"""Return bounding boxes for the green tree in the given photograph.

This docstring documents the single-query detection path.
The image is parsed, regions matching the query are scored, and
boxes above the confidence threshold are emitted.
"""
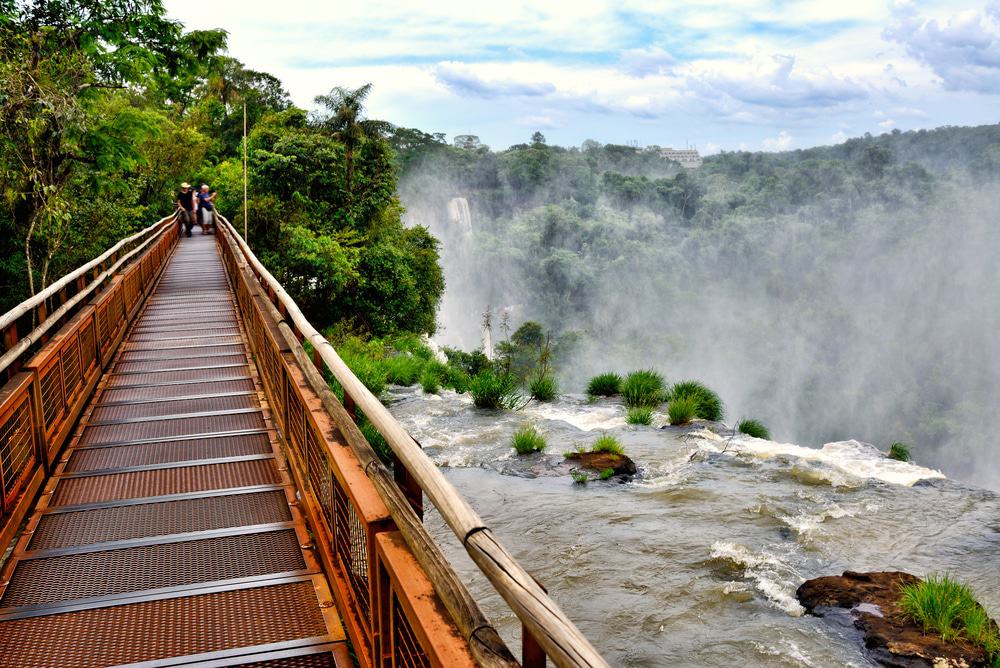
[314,83,393,202]
[0,0,225,302]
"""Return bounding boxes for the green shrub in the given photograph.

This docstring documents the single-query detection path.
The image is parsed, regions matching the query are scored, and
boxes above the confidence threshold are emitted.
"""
[571,471,589,484]
[529,375,557,401]
[889,442,911,462]
[669,380,725,421]
[421,371,440,394]
[621,370,665,407]
[900,574,1000,661]
[587,372,622,397]
[341,351,387,396]
[668,396,697,425]
[444,366,470,393]
[626,406,653,425]
[591,433,624,455]
[599,468,615,480]
[469,370,524,409]
[389,333,435,360]
[383,353,425,386]
[738,418,771,440]
[511,425,546,455]
[443,347,492,377]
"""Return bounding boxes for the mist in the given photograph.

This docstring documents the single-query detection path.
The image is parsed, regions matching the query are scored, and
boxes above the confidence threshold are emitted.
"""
[398,132,1000,490]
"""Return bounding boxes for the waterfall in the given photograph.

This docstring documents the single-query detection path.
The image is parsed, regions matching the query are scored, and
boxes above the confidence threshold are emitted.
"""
[446,197,473,234]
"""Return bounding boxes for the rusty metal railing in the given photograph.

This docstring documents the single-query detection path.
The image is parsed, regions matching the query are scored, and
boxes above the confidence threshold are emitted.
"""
[214,212,607,668]
[0,213,179,556]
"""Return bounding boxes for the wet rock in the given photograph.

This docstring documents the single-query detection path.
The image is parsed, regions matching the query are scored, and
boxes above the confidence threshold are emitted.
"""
[798,571,993,667]
[564,451,637,477]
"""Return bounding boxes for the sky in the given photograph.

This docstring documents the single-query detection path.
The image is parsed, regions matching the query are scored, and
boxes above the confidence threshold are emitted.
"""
[164,0,1000,153]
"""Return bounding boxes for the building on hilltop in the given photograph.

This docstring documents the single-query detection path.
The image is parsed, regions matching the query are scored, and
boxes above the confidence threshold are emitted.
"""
[453,134,481,150]
[658,147,703,168]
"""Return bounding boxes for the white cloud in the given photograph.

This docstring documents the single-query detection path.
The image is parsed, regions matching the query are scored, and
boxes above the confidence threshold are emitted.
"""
[879,118,896,128]
[884,1,1000,93]
[517,115,558,129]
[620,46,677,77]
[162,0,1000,150]
[761,131,794,151]
[831,130,849,143]
[433,62,556,98]
[690,53,867,110]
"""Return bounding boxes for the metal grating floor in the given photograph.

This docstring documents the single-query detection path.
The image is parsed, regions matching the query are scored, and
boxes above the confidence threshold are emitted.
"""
[28,489,292,550]
[0,234,346,666]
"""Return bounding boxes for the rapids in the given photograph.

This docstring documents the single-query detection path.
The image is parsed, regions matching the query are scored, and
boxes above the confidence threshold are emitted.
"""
[387,387,1000,667]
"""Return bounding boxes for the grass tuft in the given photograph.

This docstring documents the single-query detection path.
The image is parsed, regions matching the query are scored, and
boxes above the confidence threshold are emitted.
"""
[587,372,622,397]
[599,468,615,480]
[341,351,387,397]
[899,574,1000,662]
[529,375,557,402]
[669,380,725,421]
[622,370,665,407]
[591,433,625,455]
[571,471,589,484]
[626,406,654,426]
[383,354,424,386]
[667,395,697,425]
[511,425,547,455]
[420,370,440,394]
[738,418,771,440]
[469,370,525,409]
[888,442,912,462]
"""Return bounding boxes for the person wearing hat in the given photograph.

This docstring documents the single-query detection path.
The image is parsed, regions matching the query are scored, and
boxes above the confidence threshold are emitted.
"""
[176,182,197,237]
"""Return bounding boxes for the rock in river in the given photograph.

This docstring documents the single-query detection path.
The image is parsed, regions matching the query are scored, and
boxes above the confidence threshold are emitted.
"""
[797,571,995,667]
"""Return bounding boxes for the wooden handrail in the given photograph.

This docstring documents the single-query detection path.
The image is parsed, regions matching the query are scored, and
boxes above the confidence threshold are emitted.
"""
[0,215,177,376]
[0,213,177,332]
[214,213,608,668]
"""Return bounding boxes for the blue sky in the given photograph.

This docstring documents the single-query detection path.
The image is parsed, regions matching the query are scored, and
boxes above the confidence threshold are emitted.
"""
[166,0,1000,153]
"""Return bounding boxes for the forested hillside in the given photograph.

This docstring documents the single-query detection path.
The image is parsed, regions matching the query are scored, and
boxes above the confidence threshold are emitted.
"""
[0,0,442,336]
[394,125,1000,486]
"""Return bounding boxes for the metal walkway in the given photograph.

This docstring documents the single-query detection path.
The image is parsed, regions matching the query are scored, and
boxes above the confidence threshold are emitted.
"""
[0,234,348,667]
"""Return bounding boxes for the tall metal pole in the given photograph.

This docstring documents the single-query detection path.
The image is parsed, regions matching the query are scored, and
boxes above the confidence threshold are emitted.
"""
[243,101,248,241]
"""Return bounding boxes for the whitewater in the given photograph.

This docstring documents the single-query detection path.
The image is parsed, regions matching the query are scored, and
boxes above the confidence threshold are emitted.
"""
[388,387,1000,667]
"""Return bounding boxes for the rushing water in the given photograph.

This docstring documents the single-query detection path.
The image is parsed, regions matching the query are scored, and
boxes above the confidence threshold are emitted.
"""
[387,387,1000,667]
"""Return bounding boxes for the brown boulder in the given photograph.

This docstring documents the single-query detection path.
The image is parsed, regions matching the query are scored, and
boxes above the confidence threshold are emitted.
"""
[564,451,637,477]
[797,571,993,667]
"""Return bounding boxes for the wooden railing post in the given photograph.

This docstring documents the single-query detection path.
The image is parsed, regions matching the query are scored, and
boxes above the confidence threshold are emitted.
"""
[392,455,423,520]
[4,324,20,379]
[523,626,547,668]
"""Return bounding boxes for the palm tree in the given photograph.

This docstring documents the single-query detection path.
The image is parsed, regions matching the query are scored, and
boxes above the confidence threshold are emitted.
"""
[314,83,393,196]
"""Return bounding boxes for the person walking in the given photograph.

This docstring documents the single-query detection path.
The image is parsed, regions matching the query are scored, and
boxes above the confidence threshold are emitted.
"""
[196,184,217,234]
[176,182,197,237]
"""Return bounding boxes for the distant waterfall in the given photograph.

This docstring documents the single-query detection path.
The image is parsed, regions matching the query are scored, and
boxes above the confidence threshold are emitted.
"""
[447,197,473,234]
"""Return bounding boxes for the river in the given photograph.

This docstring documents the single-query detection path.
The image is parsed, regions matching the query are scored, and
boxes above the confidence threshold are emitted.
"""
[387,387,1000,667]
